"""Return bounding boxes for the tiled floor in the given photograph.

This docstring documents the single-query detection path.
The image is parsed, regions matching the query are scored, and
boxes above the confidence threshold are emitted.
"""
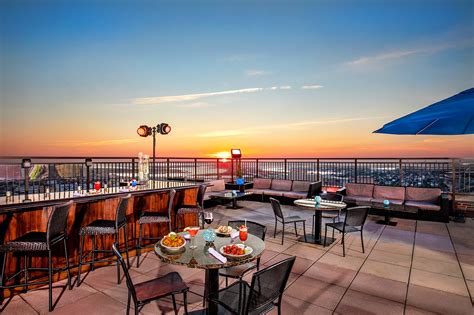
[2,200,474,314]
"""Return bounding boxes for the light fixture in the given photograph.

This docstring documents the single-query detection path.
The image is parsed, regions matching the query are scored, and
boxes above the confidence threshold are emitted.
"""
[230,149,242,159]
[21,159,32,168]
[137,123,172,180]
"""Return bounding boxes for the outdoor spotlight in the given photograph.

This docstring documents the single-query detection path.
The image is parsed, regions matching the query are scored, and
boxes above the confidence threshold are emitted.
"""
[137,125,151,137]
[158,123,171,135]
[21,159,32,168]
[85,158,93,167]
[231,149,242,158]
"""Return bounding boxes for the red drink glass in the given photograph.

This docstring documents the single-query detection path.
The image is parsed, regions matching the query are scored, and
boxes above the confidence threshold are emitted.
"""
[186,226,200,249]
[239,226,248,244]
[94,181,101,191]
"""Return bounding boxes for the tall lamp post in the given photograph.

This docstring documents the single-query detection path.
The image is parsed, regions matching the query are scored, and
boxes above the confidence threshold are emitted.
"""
[137,123,171,180]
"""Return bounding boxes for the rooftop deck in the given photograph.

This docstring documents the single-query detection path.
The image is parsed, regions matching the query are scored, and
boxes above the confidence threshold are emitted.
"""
[3,200,473,315]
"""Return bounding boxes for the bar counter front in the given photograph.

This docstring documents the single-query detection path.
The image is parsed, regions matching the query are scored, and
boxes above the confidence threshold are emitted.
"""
[0,181,201,300]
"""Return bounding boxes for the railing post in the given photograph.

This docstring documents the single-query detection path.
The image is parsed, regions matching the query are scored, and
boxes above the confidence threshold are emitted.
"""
[132,158,136,179]
[231,158,234,182]
[256,159,259,178]
[216,158,220,179]
[194,158,198,182]
[354,159,358,183]
[399,159,403,186]
[316,159,320,182]
[452,158,457,205]
[22,159,31,202]
[166,158,170,180]
[284,159,287,180]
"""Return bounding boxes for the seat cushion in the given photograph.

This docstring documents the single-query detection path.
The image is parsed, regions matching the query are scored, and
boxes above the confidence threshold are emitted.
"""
[263,190,285,197]
[405,201,441,212]
[291,180,311,192]
[284,215,305,223]
[343,196,372,206]
[373,186,405,201]
[0,232,48,252]
[406,187,441,203]
[271,179,293,191]
[177,206,203,214]
[283,191,307,199]
[248,188,265,195]
[346,183,374,198]
[253,178,272,189]
[138,213,170,224]
[371,198,405,211]
[208,179,226,192]
[135,272,188,303]
[81,219,116,235]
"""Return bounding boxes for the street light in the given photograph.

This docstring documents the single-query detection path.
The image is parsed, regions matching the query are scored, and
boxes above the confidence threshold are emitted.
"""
[136,123,171,179]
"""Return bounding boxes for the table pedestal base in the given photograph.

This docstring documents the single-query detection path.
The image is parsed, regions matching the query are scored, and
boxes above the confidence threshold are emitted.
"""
[376,210,398,226]
[298,234,336,246]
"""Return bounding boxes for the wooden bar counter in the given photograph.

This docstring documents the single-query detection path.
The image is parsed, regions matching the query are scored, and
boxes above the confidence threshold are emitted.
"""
[0,181,201,299]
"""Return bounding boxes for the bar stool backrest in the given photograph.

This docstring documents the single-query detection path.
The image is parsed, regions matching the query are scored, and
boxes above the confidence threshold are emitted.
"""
[196,184,207,208]
[167,189,176,218]
[269,198,284,220]
[116,194,131,229]
[46,200,73,246]
[245,256,296,314]
[112,243,137,302]
[344,206,369,227]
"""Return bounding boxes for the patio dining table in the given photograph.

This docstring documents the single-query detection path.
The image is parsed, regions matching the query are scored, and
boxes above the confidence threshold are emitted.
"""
[154,230,265,315]
[294,199,346,245]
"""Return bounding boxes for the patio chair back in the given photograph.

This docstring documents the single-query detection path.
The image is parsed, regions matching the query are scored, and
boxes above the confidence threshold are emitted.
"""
[269,198,284,220]
[228,220,267,241]
[112,243,137,302]
[344,206,369,227]
[116,194,131,229]
[322,193,344,202]
[46,200,73,245]
[167,189,176,218]
[245,256,296,314]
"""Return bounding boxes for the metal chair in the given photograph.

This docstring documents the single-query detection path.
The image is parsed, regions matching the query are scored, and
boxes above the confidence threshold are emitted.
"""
[136,189,175,267]
[313,193,345,235]
[219,220,267,286]
[175,184,206,230]
[77,194,131,287]
[270,198,307,245]
[324,206,369,257]
[209,256,296,315]
[0,200,73,311]
[112,243,189,315]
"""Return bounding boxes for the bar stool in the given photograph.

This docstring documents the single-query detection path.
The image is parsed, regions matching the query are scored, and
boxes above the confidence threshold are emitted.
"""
[136,189,175,267]
[77,194,131,287]
[175,184,206,231]
[0,200,73,312]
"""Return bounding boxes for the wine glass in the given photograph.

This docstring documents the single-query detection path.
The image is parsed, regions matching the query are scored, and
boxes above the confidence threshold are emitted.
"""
[204,212,214,226]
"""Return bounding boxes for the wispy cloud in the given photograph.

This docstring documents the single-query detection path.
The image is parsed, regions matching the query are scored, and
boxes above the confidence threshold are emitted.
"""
[196,116,388,138]
[132,85,296,105]
[346,37,474,66]
[301,85,323,90]
[51,138,140,147]
[132,87,264,105]
[176,102,213,109]
[245,69,270,76]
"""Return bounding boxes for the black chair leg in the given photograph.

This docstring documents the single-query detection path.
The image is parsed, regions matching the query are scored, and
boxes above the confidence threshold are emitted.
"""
[294,222,298,237]
[126,291,131,315]
[0,251,7,289]
[281,223,285,245]
[48,249,53,312]
[172,294,178,315]
[324,225,328,247]
[183,291,188,315]
[332,218,335,240]
[123,226,130,269]
[274,219,277,239]
[302,221,307,242]
[115,232,121,284]
[342,233,346,257]
[360,230,365,253]
[77,233,85,287]
[91,234,96,271]
[24,254,28,292]
[63,238,72,290]
[137,223,143,268]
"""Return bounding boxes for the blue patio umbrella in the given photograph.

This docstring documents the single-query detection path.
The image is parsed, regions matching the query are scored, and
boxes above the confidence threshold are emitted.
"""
[374,88,474,135]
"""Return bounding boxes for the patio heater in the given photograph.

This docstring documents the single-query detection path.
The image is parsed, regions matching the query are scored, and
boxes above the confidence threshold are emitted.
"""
[231,149,243,184]
[137,123,171,180]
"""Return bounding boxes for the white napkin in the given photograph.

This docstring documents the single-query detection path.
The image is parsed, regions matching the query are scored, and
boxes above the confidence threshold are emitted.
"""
[208,248,227,263]
[231,231,239,239]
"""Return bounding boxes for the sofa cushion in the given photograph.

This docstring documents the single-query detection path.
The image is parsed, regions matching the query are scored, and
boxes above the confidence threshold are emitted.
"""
[405,201,440,212]
[346,183,374,198]
[292,181,311,192]
[343,196,372,206]
[283,191,307,199]
[271,180,293,191]
[253,178,272,189]
[248,188,265,195]
[263,190,285,197]
[406,187,441,203]
[373,186,405,201]
[208,179,225,192]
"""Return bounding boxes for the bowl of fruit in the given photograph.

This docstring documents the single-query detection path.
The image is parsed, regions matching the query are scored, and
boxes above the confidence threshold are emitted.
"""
[160,232,186,252]
[216,225,233,237]
[219,244,253,258]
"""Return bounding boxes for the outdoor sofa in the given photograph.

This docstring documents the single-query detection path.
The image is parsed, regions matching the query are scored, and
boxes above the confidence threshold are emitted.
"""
[339,183,449,222]
[248,178,322,202]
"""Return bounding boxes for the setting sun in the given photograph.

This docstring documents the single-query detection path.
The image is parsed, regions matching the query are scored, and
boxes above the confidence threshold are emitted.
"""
[212,151,231,159]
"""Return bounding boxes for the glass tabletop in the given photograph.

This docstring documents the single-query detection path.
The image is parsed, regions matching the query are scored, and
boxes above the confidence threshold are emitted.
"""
[154,230,265,269]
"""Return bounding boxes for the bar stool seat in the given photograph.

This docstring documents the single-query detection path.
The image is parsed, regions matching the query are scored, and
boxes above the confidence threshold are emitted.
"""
[80,220,117,235]
[0,232,48,251]
[138,213,170,224]
[176,206,202,214]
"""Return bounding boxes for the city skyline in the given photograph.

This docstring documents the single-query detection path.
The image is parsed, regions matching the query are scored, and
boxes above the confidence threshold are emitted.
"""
[1,0,473,158]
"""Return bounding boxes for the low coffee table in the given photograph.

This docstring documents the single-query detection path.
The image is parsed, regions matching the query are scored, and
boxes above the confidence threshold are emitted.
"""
[208,191,253,209]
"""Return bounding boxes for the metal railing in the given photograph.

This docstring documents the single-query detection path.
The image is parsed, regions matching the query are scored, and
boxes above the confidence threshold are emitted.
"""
[0,156,472,204]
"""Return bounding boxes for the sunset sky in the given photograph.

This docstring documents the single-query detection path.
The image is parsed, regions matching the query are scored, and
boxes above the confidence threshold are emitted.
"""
[1,0,473,158]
